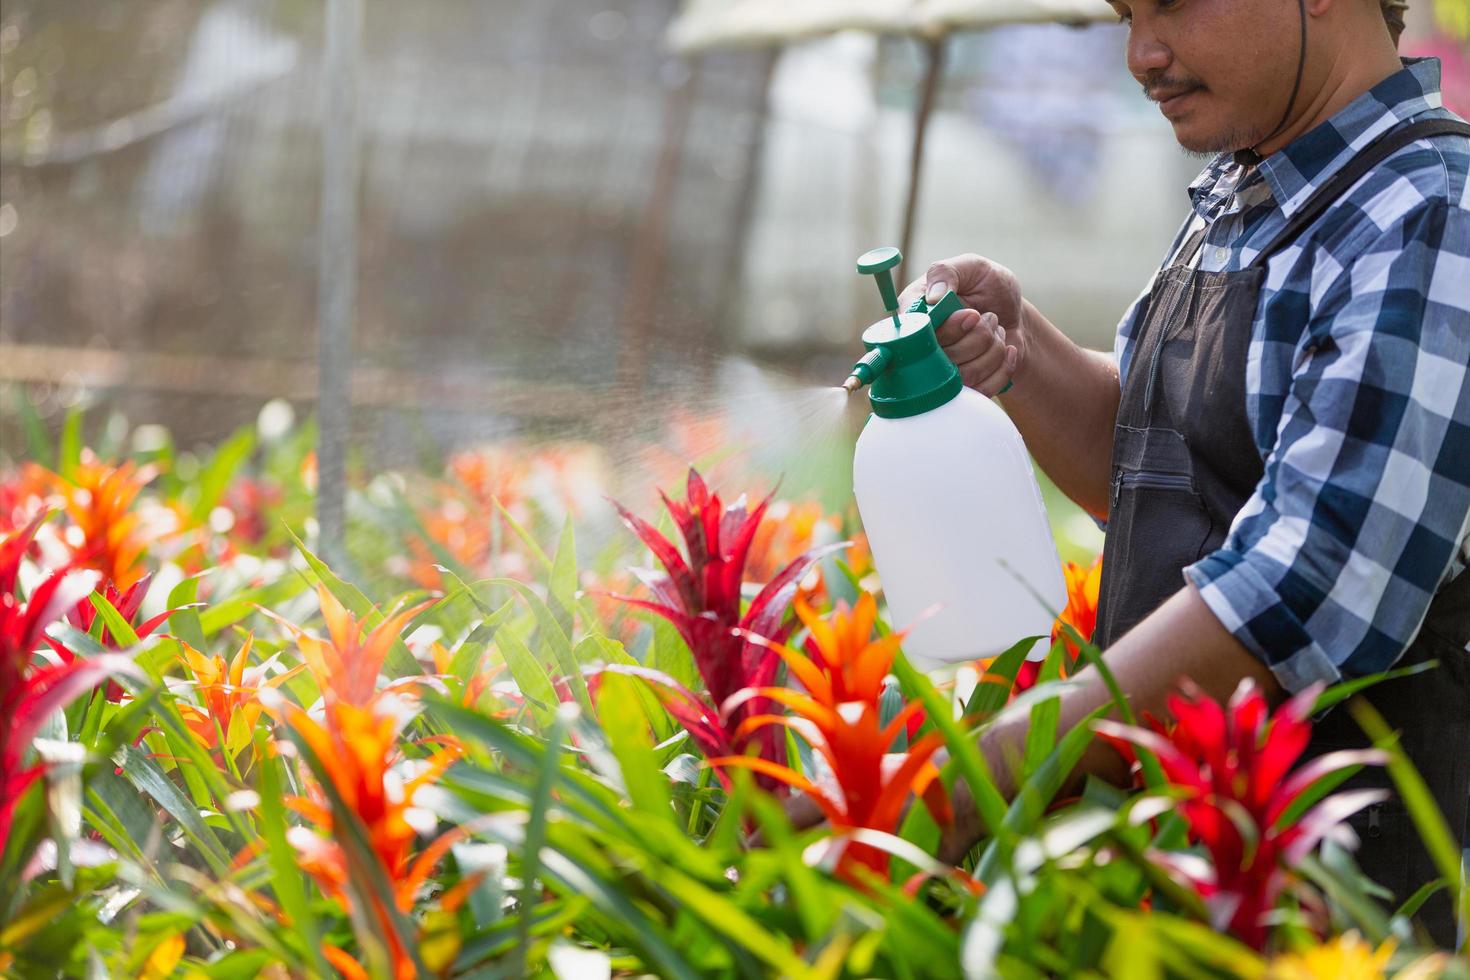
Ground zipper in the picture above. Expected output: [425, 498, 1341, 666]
[1111, 470, 1195, 508]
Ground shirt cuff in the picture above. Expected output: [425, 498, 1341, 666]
[1182, 552, 1344, 695]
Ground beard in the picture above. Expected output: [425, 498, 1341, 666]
[1176, 122, 1271, 159]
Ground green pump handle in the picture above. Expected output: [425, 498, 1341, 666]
[846, 247, 964, 418]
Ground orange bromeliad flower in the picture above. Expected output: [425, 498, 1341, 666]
[36, 454, 166, 590]
[273, 585, 434, 707]
[266, 584, 464, 977]
[711, 594, 950, 882]
[175, 636, 301, 754]
[1051, 555, 1101, 658]
[277, 694, 465, 980]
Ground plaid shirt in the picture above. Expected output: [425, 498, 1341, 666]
[1110, 58, 1470, 692]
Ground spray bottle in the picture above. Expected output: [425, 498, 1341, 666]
[844, 246, 1066, 672]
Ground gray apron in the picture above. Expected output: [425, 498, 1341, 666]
[1094, 119, 1470, 947]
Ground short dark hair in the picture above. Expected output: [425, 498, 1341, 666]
[1381, 0, 1407, 45]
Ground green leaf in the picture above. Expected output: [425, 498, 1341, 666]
[597, 672, 672, 821]
[165, 574, 208, 651]
[16, 389, 53, 469]
[195, 574, 308, 638]
[892, 653, 1010, 849]
[1349, 697, 1467, 948]
[649, 861, 817, 980]
[88, 592, 142, 648]
[549, 516, 579, 623]
[964, 636, 1043, 720]
[1020, 641, 1068, 781]
[650, 615, 699, 692]
[975, 704, 1112, 884]
[515, 704, 575, 979]
[59, 407, 83, 477]
[1312, 660, 1436, 714]
[481, 577, 589, 712]
[189, 427, 255, 524]
[112, 744, 231, 874]
[582, 634, 672, 744]
[746, 794, 835, 940]
[252, 727, 326, 974]
[497, 625, 560, 730]
[494, 498, 553, 569]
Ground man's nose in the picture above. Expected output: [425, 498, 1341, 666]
[1127, 25, 1171, 79]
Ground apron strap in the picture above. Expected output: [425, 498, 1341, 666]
[1250, 118, 1470, 267]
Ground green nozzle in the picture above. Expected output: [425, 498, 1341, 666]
[857, 246, 903, 321]
[847, 247, 964, 419]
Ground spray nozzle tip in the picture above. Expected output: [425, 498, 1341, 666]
[842, 375, 863, 394]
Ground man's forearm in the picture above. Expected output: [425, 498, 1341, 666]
[999, 301, 1121, 520]
[944, 585, 1282, 858]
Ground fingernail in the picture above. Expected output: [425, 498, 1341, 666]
[926, 281, 947, 303]
[1006, 347, 1018, 372]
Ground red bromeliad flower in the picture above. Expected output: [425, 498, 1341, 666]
[1, 514, 140, 853]
[609, 468, 840, 776]
[1095, 680, 1388, 950]
[711, 594, 950, 882]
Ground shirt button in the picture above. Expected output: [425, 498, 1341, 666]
[1214, 246, 1229, 263]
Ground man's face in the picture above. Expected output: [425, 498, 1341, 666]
[1108, 0, 1305, 154]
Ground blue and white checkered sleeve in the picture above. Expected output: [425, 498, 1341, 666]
[1185, 201, 1470, 692]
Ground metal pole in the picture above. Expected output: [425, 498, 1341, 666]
[316, 0, 362, 569]
[899, 38, 946, 286]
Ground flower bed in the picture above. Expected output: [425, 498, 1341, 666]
[1, 409, 1464, 978]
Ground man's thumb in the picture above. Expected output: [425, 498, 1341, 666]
[925, 261, 956, 303]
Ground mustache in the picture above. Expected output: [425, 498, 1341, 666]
[1140, 71, 1206, 101]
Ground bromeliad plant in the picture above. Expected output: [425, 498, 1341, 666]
[0, 514, 140, 868]
[610, 467, 839, 774]
[4, 406, 1466, 976]
[713, 593, 950, 882]
[1096, 680, 1390, 950]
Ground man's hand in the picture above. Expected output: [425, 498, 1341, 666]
[771, 769, 984, 865]
[896, 254, 1028, 397]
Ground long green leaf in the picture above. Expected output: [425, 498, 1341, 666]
[480, 578, 589, 711]
[252, 727, 326, 975]
[1020, 641, 1068, 781]
[892, 654, 1010, 850]
[965, 636, 1044, 720]
[496, 625, 560, 730]
[1349, 697, 1466, 949]
[190, 427, 255, 523]
[166, 574, 209, 651]
[598, 672, 673, 822]
[549, 516, 579, 625]
[515, 704, 574, 978]
[113, 744, 231, 874]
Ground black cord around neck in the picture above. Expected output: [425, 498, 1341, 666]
[1236, 0, 1308, 166]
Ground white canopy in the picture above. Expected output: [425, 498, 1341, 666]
[668, 0, 1116, 52]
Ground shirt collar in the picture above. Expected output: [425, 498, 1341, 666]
[1186, 57, 1443, 220]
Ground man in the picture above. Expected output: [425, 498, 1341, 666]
[881, 0, 1470, 947]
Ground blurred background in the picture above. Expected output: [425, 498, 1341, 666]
[1, 0, 1466, 562]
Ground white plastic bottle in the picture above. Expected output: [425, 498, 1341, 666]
[846, 247, 1066, 672]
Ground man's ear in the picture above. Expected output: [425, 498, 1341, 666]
[1304, 0, 1336, 18]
